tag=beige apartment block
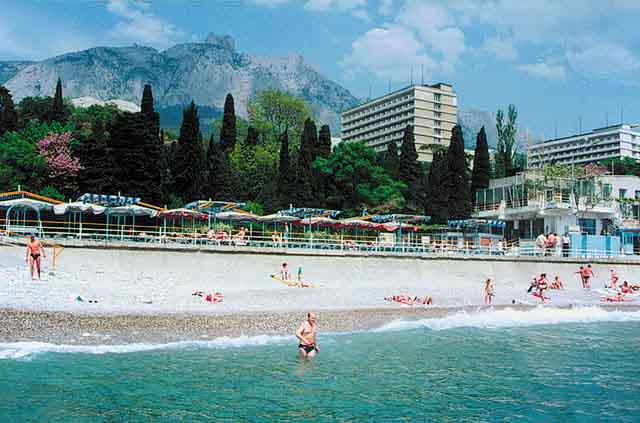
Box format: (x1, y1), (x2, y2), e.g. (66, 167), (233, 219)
(341, 83), (458, 162)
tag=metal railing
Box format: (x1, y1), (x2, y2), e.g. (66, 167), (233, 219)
(1, 221), (635, 261)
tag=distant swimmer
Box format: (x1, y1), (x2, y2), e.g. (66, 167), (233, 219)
(484, 278), (494, 305)
(25, 235), (46, 280)
(609, 269), (619, 290)
(296, 312), (319, 358)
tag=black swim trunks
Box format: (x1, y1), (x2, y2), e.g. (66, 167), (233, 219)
(30, 253), (40, 261)
(298, 344), (316, 353)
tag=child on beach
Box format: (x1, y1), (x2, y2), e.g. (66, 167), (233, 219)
(280, 263), (291, 281)
(484, 278), (494, 305)
(609, 269), (619, 290)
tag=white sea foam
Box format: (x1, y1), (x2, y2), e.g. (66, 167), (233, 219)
(374, 306), (640, 332)
(0, 334), (294, 360)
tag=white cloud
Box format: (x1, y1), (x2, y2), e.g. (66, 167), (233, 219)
(106, 0), (187, 49)
(304, 0), (367, 12)
(567, 42), (640, 79)
(340, 24), (435, 81)
(350, 8), (371, 21)
(396, 1), (465, 71)
(517, 61), (566, 81)
(481, 36), (518, 61)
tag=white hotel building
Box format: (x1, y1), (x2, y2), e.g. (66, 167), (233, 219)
(341, 83), (458, 161)
(529, 124), (640, 167)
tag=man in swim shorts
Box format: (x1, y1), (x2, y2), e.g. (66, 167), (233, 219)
(583, 264), (594, 289)
(296, 312), (319, 358)
(25, 235), (46, 280)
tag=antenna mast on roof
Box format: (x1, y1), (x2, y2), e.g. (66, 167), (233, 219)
(410, 65), (413, 86)
(388, 79), (391, 93)
(421, 64), (424, 85)
(606, 111), (609, 126)
(621, 105), (624, 124)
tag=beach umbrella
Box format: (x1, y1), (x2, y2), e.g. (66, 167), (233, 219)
(53, 202), (106, 215)
(215, 211), (258, 222)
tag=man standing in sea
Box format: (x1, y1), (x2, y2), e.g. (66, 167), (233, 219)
(296, 312), (319, 358)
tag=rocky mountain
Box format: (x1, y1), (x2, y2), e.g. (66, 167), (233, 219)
(0, 61), (33, 85)
(1, 34), (358, 133)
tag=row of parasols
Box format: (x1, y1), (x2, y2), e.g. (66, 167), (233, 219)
(0, 198), (420, 233)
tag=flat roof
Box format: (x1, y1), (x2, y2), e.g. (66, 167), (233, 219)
(533, 123), (640, 145)
(342, 83), (455, 114)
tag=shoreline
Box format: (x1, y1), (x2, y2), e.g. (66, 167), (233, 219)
(2, 304), (638, 346)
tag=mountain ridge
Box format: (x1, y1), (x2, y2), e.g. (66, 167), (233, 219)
(2, 34), (358, 133)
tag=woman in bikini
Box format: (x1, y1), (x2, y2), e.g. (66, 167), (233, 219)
(484, 278), (494, 305)
(25, 235), (46, 280)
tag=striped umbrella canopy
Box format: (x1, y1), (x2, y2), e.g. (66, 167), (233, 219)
(53, 201), (106, 215)
(214, 211), (259, 222)
(257, 214), (301, 223)
(156, 208), (207, 220)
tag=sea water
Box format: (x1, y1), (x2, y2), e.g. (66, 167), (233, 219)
(1, 307), (639, 422)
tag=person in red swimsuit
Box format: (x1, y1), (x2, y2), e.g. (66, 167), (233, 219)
(25, 235), (46, 280)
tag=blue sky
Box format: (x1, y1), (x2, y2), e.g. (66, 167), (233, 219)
(2, 0), (640, 140)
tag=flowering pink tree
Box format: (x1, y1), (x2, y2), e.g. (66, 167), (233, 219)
(37, 132), (82, 195)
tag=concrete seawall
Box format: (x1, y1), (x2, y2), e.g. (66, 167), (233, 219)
(2, 244), (639, 314)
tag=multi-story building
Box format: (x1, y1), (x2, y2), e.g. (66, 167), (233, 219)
(528, 124), (640, 167)
(341, 83), (458, 161)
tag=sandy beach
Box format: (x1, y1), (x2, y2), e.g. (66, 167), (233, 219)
(2, 245), (640, 344)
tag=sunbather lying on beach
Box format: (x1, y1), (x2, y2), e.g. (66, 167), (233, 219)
(384, 295), (432, 306)
(192, 291), (223, 303)
(602, 292), (626, 302)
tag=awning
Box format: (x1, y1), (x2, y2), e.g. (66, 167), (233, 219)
(214, 211), (258, 221)
(78, 193), (140, 207)
(257, 214), (301, 223)
(53, 201), (106, 215)
(0, 198), (54, 211)
(106, 204), (157, 217)
(156, 208), (207, 220)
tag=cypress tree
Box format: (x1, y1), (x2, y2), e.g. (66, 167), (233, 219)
(447, 125), (471, 219)
(470, 126), (491, 207)
(294, 118), (316, 206)
(109, 112), (150, 198)
(277, 131), (291, 208)
(138, 84), (163, 204)
(426, 151), (449, 224)
(220, 93), (236, 151)
(141, 84), (155, 116)
(0, 86), (18, 135)
(50, 78), (65, 123)
(173, 101), (205, 202)
(383, 140), (400, 179)
(317, 124), (332, 158)
(398, 125), (423, 211)
(77, 136), (114, 194)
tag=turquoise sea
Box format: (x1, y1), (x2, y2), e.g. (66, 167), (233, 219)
(1, 307), (640, 422)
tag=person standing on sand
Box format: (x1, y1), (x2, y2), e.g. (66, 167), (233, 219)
(484, 278), (494, 305)
(609, 268), (619, 290)
(25, 235), (46, 280)
(584, 264), (594, 289)
(296, 312), (319, 358)
(536, 233), (547, 256)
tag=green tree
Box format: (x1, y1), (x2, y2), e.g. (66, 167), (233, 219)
(50, 78), (65, 123)
(277, 131), (292, 208)
(247, 89), (310, 142)
(0, 131), (47, 192)
(495, 104), (518, 177)
(220, 93), (236, 151)
(426, 150), (449, 224)
(18, 96), (53, 123)
(314, 141), (405, 212)
(173, 101), (205, 202)
(470, 126), (491, 206)
(0, 86), (18, 135)
(447, 125), (470, 219)
(398, 125), (423, 211)
(383, 140), (400, 179)
(293, 118), (316, 206)
(317, 124), (332, 158)
(138, 84), (163, 204)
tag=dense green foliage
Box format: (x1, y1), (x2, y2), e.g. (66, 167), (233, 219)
(398, 125), (423, 212)
(314, 142), (405, 212)
(495, 104), (518, 177)
(0, 81), (495, 219)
